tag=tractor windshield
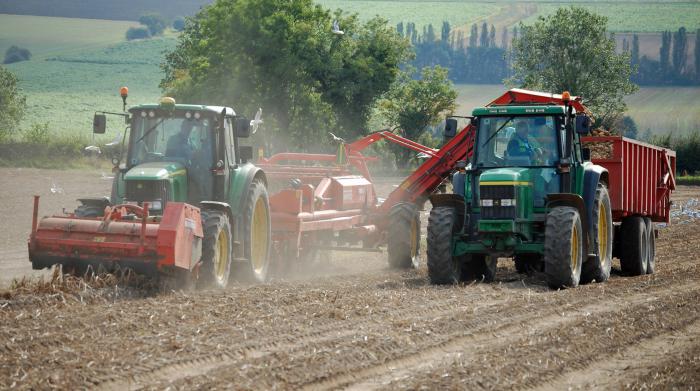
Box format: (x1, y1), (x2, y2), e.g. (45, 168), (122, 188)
(475, 115), (560, 168)
(128, 112), (214, 166)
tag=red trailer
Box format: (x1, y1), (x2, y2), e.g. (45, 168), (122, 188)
(582, 136), (676, 223)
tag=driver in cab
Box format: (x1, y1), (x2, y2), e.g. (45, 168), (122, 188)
(165, 119), (195, 161)
(506, 120), (544, 163)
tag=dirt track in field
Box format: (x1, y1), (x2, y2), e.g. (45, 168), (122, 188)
(1, 167), (699, 390)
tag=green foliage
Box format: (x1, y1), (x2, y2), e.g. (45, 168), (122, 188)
(509, 6), (638, 128)
(161, 0), (411, 151)
(378, 66), (456, 167)
(173, 17), (186, 32)
(139, 13), (167, 36)
(0, 65), (26, 141)
(3, 45), (32, 64)
(23, 122), (51, 144)
(126, 27), (151, 41)
(652, 131), (700, 175)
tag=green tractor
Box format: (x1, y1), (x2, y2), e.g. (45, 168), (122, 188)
(427, 90), (612, 289)
(84, 96), (271, 288)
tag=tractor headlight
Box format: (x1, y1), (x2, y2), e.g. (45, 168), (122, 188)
(149, 200), (162, 211)
(501, 198), (516, 207)
(481, 199), (493, 207)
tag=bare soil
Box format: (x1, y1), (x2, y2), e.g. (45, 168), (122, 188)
(1, 168), (699, 390)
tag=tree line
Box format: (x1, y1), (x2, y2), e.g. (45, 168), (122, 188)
(402, 21), (699, 86)
(623, 28), (700, 85)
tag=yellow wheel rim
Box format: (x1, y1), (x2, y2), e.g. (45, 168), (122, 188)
(598, 203), (608, 266)
(214, 230), (229, 283)
(571, 223), (579, 271)
(251, 198), (269, 274)
(410, 217), (418, 258)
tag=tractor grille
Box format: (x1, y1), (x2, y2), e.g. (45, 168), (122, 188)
(480, 185), (517, 219)
(125, 180), (169, 213)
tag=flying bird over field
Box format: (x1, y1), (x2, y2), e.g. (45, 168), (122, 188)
(332, 20), (344, 35)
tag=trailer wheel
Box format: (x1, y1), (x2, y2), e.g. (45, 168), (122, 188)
(234, 178), (272, 283)
(544, 206), (583, 289)
(427, 206), (460, 284)
(514, 254), (543, 275)
(198, 210), (233, 289)
(388, 203), (421, 269)
(581, 183), (613, 284)
(461, 254), (497, 282)
(644, 217), (656, 274)
(620, 216), (648, 276)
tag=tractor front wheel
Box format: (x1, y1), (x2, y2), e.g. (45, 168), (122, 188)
(388, 203), (421, 269)
(198, 210), (233, 289)
(544, 206), (584, 289)
(427, 206), (461, 284)
(234, 178), (272, 283)
(581, 183), (613, 284)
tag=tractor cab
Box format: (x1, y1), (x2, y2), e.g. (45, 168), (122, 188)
(91, 97), (255, 215)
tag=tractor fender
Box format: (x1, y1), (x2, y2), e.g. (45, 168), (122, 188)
(546, 193), (590, 249)
(231, 164), (267, 214)
(583, 163), (609, 236)
(429, 193), (465, 210)
(200, 201), (234, 223)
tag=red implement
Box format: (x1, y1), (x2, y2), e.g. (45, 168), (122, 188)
(28, 199), (203, 275)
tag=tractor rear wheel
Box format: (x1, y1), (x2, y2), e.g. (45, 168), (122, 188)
(388, 203), (421, 269)
(460, 254), (497, 282)
(198, 210), (233, 289)
(645, 218), (656, 274)
(620, 216), (648, 276)
(427, 206), (461, 284)
(234, 178), (272, 283)
(544, 206), (584, 289)
(581, 183), (613, 284)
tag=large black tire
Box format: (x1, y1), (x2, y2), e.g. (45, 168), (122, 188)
(514, 254), (543, 275)
(461, 254), (497, 282)
(544, 206), (584, 289)
(198, 210), (233, 289)
(581, 183), (613, 284)
(388, 203), (421, 269)
(427, 206), (460, 285)
(74, 205), (103, 218)
(644, 217), (656, 274)
(233, 179), (272, 283)
(620, 216), (648, 276)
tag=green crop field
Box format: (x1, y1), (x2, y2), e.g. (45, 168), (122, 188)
(0, 14), (139, 59)
(454, 84), (700, 136)
(522, 2), (700, 32)
(317, 0), (500, 31)
(1, 14), (175, 140)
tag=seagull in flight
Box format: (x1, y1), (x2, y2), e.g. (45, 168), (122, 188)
(332, 20), (344, 35)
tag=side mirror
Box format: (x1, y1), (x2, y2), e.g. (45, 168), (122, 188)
(235, 117), (251, 138)
(582, 147), (591, 161)
(444, 118), (458, 139)
(575, 115), (591, 135)
(239, 146), (253, 163)
(93, 114), (106, 134)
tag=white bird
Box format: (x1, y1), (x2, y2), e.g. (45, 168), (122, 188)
(249, 108), (263, 134)
(85, 145), (102, 154)
(50, 181), (64, 194)
(332, 20), (344, 35)
(329, 132), (345, 143)
(105, 133), (122, 147)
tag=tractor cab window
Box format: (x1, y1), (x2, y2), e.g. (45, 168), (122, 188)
(129, 112), (214, 167)
(475, 115), (559, 168)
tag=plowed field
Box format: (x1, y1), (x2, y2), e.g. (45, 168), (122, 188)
(1, 168), (699, 390)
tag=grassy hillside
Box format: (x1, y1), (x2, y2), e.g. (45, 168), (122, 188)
(0, 1), (210, 21)
(0, 14), (138, 59)
(454, 84), (700, 136)
(1, 14), (176, 139)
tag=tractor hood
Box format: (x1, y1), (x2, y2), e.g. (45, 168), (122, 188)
(479, 167), (531, 185)
(124, 162), (187, 181)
